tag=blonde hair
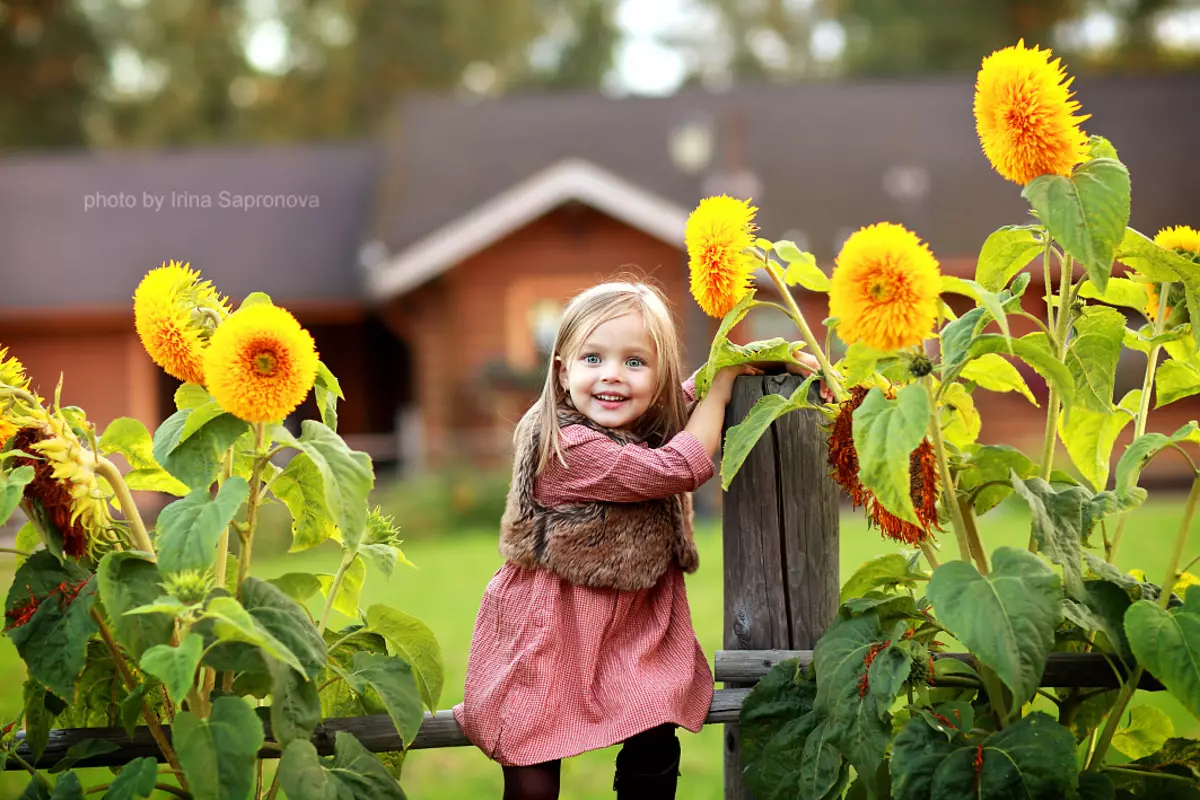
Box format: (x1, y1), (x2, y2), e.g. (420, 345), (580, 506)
(528, 281), (689, 475)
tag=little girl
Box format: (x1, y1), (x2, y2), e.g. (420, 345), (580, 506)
(453, 281), (759, 800)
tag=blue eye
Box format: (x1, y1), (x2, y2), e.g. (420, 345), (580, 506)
(626, 357), (644, 368)
(582, 354), (601, 364)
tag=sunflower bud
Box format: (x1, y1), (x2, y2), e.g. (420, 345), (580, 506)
(365, 506), (402, 547)
(161, 569), (215, 605)
(908, 353), (934, 378)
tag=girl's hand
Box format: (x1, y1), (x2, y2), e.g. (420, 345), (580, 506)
(786, 349), (839, 402)
(709, 364), (762, 405)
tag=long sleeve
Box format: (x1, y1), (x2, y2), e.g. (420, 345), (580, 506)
(534, 425), (714, 505)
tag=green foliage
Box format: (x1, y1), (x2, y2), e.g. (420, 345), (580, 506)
(928, 548), (1061, 708)
(5, 553), (98, 698)
(1022, 157), (1131, 293)
(274, 422), (374, 551)
(156, 479), (249, 576)
(152, 407), (251, 491)
(174, 697), (265, 800)
(139, 634), (203, 707)
(95, 553), (173, 660)
(0, 466), (34, 526)
(278, 735), (407, 800)
(852, 384), (930, 525)
(364, 605), (445, 714)
(890, 712), (1078, 799)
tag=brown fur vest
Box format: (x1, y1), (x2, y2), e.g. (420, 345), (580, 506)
(498, 407), (700, 591)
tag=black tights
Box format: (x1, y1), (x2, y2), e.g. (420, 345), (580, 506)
(501, 724), (679, 800)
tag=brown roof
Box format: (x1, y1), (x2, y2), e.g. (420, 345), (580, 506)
(374, 75), (1200, 264)
(0, 142), (379, 311)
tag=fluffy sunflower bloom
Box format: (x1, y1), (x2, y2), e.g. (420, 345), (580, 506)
(829, 223), (942, 352)
(11, 407), (119, 560)
(134, 261), (231, 385)
(974, 40), (1090, 185)
(204, 304), (319, 423)
(686, 195), (759, 318)
(0, 346), (37, 446)
(1154, 225), (1200, 263)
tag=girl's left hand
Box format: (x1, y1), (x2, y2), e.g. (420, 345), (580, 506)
(786, 350), (839, 402)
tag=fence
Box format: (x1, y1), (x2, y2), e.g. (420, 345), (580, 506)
(8, 374), (1160, 797)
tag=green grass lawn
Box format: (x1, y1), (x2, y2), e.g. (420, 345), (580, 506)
(2, 497), (1199, 798)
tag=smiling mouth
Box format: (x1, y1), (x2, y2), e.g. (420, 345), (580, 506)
(594, 393), (628, 403)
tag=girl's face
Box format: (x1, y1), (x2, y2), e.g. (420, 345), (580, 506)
(558, 311), (659, 430)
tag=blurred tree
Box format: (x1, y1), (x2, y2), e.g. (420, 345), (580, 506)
(50, 0), (621, 147)
(0, 0), (102, 149)
(680, 0), (1199, 81)
(525, 0), (620, 90)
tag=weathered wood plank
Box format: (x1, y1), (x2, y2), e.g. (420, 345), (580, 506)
(721, 375), (839, 800)
(7, 688), (754, 771)
(775, 380), (839, 650)
(723, 376), (791, 653)
(713, 649), (1165, 690)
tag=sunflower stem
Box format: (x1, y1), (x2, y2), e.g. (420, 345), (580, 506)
(203, 447), (237, 705)
(959, 495), (990, 575)
(923, 376), (975, 569)
(235, 424), (267, 602)
(763, 260), (846, 402)
(94, 457), (155, 559)
(318, 550), (358, 635)
(1108, 281), (1172, 563)
(919, 541), (940, 571)
(1031, 251), (1075, 550)
(91, 608), (188, 788)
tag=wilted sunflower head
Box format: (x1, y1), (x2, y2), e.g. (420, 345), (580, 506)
(686, 195), (759, 318)
(974, 40), (1090, 185)
(134, 260), (231, 385)
(204, 304), (319, 423)
(12, 407), (119, 560)
(1154, 226), (1200, 264)
(829, 223), (942, 352)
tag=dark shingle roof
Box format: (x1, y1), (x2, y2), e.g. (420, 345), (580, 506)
(0, 142), (380, 311)
(375, 75), (1200, 263)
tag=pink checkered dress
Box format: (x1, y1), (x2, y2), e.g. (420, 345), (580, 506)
(453, 392), (715, 767)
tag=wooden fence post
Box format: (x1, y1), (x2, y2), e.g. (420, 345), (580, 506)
(722, 374), (840, 800)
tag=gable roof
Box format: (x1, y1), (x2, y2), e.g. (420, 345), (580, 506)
(365, 158), (689, 299)
(371, 74), (1200, 295)
(0, 142), (379, 312)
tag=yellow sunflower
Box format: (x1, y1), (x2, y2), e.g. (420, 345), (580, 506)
(133, 260), (230, 385)
(204, 304), (319, 423)
(1144, 282), (1171, 323)
(686, 195), (759, 318)
(829, 223), (942, 352)
(0, 346), (36, 446)
(974, 40), (1090, 185)
(1154, 225), (1200, 262)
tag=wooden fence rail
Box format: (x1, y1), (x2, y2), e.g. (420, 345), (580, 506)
(6, 647), (1159, 772)
(2, 375), (1166, 798)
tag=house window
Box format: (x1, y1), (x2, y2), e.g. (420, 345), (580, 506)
(528, 299), (563, 359)
(505, 276), (590, 369)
